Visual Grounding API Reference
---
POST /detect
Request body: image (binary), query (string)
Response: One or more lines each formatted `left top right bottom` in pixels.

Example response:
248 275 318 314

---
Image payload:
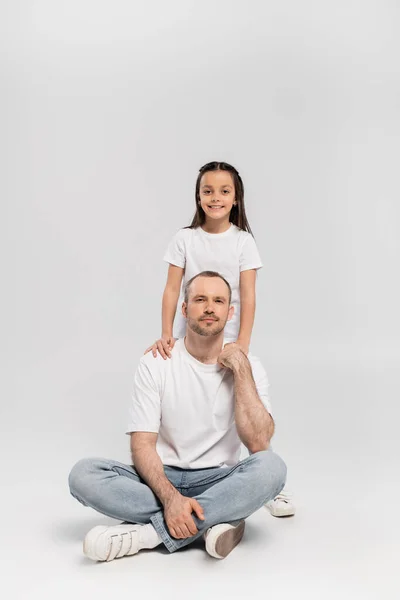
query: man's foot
265 489 295 517
83 523 161 562
204 520 245 559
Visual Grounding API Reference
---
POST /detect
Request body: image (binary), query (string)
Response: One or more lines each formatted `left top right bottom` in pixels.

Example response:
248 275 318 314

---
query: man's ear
182 302 187 317
227 304 234 322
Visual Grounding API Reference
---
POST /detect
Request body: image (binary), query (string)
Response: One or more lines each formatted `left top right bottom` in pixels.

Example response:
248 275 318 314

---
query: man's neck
184 331 224 364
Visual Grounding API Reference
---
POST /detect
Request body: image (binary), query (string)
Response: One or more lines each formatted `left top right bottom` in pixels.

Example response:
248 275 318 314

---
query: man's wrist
232 354 251 376
159 486 180 507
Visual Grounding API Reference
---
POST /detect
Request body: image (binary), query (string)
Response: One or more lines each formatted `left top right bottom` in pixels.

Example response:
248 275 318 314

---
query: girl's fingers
147 339 175 359
157 341 168 360
146 344 158 356
162 341 172 358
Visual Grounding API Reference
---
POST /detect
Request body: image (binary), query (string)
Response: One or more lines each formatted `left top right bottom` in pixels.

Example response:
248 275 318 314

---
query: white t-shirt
163 224 263 341
126 338 272 469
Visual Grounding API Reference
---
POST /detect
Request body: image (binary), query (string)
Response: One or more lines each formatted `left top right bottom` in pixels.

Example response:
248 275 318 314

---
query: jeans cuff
150 512 178 553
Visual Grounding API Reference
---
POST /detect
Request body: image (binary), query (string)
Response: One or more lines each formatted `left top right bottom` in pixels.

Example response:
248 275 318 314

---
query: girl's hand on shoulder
144 336 176 360
224 339 249 355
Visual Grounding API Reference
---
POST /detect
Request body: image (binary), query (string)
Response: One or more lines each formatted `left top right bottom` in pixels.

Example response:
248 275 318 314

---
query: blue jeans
68 450 287 553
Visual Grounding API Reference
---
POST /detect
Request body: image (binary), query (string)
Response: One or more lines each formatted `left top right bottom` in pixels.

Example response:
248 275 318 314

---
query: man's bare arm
130 432 178 506
233 359 275 453
218 344 274 453
130 432 205 539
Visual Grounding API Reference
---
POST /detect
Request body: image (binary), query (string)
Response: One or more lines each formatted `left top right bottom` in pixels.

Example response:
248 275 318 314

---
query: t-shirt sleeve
248 355 272 416
239 235 263 272
163 229 186 269
126 359 161 434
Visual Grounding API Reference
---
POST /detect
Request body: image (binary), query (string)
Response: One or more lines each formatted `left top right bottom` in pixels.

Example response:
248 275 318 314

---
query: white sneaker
265 489 296 517
204 520 245 559
83 524 148 562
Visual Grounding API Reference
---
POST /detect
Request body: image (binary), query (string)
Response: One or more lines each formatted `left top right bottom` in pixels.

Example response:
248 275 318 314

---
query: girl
144 161 295 517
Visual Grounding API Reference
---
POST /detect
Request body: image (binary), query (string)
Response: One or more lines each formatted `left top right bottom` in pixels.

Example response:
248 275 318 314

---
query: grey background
2 1 399 599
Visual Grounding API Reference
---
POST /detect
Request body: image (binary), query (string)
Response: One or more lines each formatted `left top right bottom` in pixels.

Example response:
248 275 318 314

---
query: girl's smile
199 170 236 226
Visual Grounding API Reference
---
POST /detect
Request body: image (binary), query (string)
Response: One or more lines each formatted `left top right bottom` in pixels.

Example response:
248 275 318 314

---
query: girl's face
199 170 236 222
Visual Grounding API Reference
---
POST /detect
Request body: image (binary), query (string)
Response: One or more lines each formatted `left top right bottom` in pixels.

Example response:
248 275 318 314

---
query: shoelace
107 530 138 561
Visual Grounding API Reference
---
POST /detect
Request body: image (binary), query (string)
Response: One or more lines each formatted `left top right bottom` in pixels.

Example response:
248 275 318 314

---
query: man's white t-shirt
163 224 263 342
126 338 272 469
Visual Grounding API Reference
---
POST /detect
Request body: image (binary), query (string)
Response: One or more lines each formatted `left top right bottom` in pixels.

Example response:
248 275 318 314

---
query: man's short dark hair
184 271 232 304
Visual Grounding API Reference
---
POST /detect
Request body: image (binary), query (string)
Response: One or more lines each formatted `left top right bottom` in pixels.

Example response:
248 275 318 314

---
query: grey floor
3 352 398 600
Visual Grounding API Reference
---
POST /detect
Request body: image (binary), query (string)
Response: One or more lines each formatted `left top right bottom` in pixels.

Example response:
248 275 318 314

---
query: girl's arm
237 269 257 354
144 264 184 359
162 264 184 338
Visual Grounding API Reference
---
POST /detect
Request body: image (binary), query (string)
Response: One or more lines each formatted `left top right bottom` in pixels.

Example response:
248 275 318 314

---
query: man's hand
163 492 205 539
218 342 248 371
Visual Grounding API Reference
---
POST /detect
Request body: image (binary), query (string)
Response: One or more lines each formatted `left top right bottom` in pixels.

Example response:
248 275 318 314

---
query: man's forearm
233 360 274 452
132 446 178 506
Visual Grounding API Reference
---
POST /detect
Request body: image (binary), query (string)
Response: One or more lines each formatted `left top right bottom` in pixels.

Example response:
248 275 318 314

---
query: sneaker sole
207 521 245 559
265 504 296 518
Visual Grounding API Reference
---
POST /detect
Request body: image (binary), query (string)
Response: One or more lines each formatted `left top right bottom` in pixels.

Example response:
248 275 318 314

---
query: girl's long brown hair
185 161 254 236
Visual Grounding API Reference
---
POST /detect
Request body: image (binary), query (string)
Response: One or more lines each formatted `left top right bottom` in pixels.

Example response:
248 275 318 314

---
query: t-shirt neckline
179 337 223 372
198 223 235 238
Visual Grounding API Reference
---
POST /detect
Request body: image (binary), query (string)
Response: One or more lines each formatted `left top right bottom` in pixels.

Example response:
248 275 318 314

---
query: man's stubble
186 316 227 338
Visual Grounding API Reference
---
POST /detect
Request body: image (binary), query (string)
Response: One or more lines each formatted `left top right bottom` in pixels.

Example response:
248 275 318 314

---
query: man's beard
187 316 227 337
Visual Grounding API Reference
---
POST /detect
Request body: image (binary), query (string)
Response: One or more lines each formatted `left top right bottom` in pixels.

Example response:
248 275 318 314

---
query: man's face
182 276 234 337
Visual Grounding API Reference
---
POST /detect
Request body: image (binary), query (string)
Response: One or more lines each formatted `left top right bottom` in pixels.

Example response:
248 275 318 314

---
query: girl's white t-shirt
126 338 272 469
163 224 263 341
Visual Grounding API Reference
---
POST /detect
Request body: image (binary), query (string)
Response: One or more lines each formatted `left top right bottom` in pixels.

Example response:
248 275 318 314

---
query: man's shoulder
138 339 185 373
247 349 262 364
138 351 169 373
247 351 268 379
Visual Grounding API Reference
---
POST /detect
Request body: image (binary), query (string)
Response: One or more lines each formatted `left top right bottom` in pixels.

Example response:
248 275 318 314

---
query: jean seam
150 513 178 553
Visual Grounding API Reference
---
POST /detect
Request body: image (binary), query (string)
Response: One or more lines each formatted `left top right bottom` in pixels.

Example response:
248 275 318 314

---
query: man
68 271 287 561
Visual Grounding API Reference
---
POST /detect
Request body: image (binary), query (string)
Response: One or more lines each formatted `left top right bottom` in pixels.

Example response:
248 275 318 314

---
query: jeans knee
253 450 287 496
68 457 96 497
